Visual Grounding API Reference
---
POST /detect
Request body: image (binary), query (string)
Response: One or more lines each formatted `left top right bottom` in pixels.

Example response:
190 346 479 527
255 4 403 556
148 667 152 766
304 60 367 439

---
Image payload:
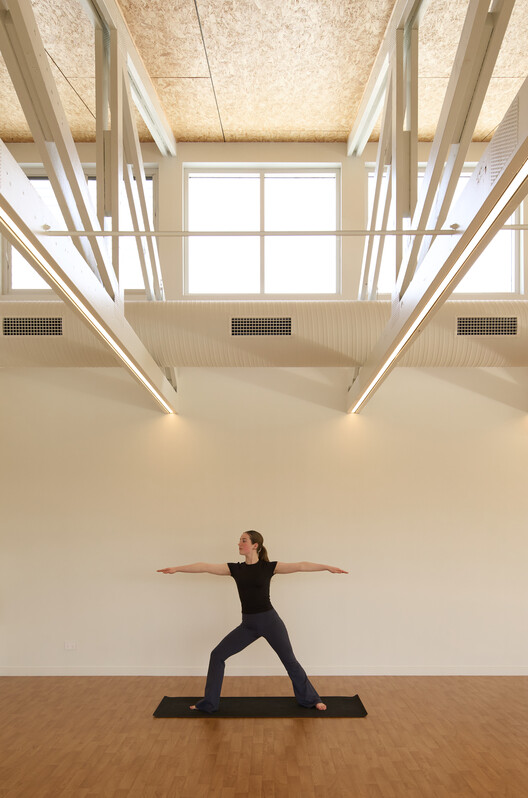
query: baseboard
1 665 528 676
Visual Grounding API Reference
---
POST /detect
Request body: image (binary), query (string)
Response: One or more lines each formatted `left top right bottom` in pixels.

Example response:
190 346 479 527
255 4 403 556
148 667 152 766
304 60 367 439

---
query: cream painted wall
2 140 526 677
1 364 527 676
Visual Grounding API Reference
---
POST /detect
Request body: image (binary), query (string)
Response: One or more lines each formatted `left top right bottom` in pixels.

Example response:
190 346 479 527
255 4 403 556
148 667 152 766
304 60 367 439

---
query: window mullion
260 171 265 294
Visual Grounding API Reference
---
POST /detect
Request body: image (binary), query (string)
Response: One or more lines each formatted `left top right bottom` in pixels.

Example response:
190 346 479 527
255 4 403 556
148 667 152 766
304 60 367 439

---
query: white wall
2 140 526 676
1 364 527 675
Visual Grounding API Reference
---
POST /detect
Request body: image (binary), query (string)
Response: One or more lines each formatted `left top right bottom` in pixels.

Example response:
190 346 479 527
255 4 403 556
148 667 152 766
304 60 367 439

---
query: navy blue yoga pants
194 608 321 712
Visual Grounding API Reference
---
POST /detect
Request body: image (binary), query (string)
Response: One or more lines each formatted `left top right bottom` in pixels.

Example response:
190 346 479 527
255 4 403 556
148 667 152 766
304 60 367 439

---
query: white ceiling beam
392 28 407 270
396 0 515 297
347 79 528 413
80 0 176 157
95 26 110 228
0 140 178 414
0 0 119 299
122 68 164 301
122 162 155 299
359 79 393 299
420 0 515 260
109 28 124 284
347 0 430 157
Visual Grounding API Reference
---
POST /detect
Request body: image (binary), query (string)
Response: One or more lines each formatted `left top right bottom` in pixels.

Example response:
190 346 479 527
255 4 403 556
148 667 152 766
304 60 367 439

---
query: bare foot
190 705 197 710
315 702 327 711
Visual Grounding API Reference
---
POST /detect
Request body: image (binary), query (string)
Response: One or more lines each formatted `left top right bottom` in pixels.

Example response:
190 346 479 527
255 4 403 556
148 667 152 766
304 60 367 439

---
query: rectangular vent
457 316 517 336
2 317 63 336
231 317 292 336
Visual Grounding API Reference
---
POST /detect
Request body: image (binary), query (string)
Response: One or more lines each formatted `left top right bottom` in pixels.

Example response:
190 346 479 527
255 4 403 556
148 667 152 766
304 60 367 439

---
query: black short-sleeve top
227 560 278 614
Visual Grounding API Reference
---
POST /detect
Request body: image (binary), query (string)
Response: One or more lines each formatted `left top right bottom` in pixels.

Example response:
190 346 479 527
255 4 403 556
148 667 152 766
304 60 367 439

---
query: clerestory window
367 166 524 297
2 170 155 294
184 167 340 295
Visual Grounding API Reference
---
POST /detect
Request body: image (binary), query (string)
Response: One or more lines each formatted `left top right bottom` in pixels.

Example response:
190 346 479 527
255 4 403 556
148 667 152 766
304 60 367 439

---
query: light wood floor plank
0 676 527 797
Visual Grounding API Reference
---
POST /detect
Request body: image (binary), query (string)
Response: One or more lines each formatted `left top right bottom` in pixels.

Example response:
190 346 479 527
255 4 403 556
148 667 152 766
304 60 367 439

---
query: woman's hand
157 563 230 575
275 562 348 574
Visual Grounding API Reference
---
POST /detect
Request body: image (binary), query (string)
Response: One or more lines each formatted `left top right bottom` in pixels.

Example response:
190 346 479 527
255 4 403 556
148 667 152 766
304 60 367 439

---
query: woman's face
238 533 257 557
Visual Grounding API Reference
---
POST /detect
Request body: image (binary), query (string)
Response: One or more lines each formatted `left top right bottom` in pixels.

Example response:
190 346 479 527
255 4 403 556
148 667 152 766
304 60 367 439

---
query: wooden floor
1 676 527 797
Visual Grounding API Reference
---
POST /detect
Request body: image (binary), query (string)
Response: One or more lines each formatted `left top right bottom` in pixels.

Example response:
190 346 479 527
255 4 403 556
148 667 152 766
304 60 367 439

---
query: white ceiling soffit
1 300 527 368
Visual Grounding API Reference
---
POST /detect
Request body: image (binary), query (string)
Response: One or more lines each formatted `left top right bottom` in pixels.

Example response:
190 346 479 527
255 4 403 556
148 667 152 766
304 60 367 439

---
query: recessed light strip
0 207 175 414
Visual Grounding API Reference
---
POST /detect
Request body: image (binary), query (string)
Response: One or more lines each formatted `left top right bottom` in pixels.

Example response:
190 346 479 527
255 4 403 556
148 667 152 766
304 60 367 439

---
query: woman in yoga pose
157 530 348 713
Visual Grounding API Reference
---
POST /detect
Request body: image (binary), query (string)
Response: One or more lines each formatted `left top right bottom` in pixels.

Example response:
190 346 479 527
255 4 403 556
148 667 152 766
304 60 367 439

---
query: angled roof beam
360 16 418 299
0 141 178 414
347 79 528 413
0 0 119 299
396 0 516 297
80 0 176 157
359 79 392 299
347 0 430 157
122 67 165 300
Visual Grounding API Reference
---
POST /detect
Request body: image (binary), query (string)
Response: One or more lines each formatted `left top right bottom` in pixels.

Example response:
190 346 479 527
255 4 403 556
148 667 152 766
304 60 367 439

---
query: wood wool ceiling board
0 0 95 142
418 0 528 79
417 0 528 144
368 0 528 143
0 53 95 142
194 0 396 141
1 0 528 145
418 77 526 143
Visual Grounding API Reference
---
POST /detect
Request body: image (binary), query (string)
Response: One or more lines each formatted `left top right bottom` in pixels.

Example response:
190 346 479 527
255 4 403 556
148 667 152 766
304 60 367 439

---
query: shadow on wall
421 367 528 413
203 367 354 413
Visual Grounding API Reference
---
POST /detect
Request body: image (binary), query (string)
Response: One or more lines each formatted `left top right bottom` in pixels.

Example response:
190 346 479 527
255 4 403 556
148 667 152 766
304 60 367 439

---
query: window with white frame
2 171 155 293
184 167 340 295
367 166 523 296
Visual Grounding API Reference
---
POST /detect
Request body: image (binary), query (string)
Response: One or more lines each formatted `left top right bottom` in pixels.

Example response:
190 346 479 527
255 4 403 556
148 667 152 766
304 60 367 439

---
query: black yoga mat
153 695 367 718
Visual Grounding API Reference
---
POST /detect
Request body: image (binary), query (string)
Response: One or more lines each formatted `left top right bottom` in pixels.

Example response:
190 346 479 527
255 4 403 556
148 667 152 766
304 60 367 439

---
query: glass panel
10 176 153 291
264 173 336 231
264 173 337 293
265 236 336 293
188 236 260 294
455 222 515 293
187 173 260 293
11 251 51 290
368 169 517 295
188 174 260 231
11 178 65 290
87 178 151 290
367 169 394 294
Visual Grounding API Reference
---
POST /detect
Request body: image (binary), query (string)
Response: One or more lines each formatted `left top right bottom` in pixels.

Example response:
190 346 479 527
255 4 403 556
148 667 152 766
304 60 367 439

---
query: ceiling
1 0 528 145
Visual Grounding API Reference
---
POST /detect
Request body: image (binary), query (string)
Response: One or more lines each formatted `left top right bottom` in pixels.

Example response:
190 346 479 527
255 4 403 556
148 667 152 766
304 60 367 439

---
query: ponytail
245 530 269 562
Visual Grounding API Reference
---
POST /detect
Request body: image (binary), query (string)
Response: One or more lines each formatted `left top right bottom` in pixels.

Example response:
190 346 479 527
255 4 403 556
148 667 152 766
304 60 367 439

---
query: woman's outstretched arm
274 562 348 575
157 563 230 576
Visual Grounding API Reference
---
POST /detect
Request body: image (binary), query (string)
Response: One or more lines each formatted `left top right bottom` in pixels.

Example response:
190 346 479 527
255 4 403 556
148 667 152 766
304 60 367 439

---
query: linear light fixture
0 206 176 414
349 156 528 414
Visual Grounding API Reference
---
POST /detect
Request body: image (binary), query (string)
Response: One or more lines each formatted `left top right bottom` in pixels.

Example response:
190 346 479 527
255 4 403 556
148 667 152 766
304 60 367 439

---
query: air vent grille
2 317 63 336
231 317 292 336
457 316 517 336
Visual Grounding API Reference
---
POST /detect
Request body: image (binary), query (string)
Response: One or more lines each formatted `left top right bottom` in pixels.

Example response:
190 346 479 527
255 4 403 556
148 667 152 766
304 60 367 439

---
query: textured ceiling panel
0 55 32 142
417 0 528 145
492 0 528 77
0 0 527 144
50 67 96 141
418 0 469 79
117 0 209 77
153 77 223 141
32 0 94 79
198 0 395 141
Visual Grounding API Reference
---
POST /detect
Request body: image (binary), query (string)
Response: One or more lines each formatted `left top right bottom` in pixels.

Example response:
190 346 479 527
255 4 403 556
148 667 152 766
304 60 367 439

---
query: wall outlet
64 641 76 650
